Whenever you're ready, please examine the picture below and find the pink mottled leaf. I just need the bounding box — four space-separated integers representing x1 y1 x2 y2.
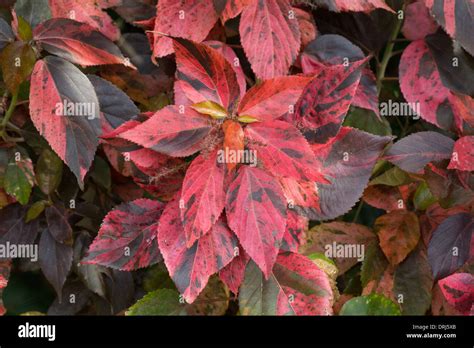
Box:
438 273 474 315
448 136 474 171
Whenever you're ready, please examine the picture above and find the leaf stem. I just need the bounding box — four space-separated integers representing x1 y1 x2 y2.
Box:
0 92 19 139
376 9 405 95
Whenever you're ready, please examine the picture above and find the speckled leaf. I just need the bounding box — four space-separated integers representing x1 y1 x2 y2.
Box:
375 210 421 265
239 253 334 315
245 120 326 182
384 131 454 173
158 196 237 303
301 221 376 274
180 150 226 247
448 136 474 171
83 199 164 270
226 166 287 277
119 105 212 157
239 0 300 80
29 56 101 187
152 0 218 58
33 19 128 67
438 273 474 315
281 211 308 253
428 212 473 281
219 248 249 294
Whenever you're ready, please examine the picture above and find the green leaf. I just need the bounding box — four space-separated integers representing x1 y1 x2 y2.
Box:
25 200 47 222
340 294 401 315
360 243 388 288
393 244 433 315
0 41 36 93
370 166 412 186
16 16 33 41
413 181 436 211
344 108 392 136
191 100 227 119
126 289 186 315
5 158 33 205
36 148 63 195
89 156 111 191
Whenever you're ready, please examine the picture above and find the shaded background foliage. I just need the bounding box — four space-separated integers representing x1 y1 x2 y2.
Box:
0 0 472 316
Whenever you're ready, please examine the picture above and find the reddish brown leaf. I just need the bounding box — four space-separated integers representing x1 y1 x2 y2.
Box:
239 0 300 80
363 185 405 212
226 166 287 277
48 0 120 41
281 210 308 253
238 76 312 122
33 18 129 67
118 105 212 157
448 136 474 171
158 196 237 303
438 273 474 315
174 39 240 112
375 210 421 265
83 199 164 270
294 7 317 49
180 150 226 247
222 120 245 172
279 177 320 216
301 221 376 274
221 0 250 22
29 56 101 187
401 0 438 40
245 120 326 182
152 0 218 58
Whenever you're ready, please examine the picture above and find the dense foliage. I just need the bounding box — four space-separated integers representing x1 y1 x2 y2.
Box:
0 0 472 316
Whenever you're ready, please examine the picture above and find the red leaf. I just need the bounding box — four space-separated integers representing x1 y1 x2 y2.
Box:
322 0 394 12
245 120 326 182
238 76 312 122
118 105 212 157
239 0 300 80
83 199 164 270
353 68 379 117
384 131 454 173
152 0 219 58
401 0 438 40
239 253 334 315
219 247 249 294
278 177 320 216
226 166 287 277
204 40 247 98
181 150 226 247
48 0 120 41
438 273 474 315
174 39 240 112
158 196 238 303
295 58 368 143
309 127 392 220
33 19 129 67
29 56 101 187
281 211 308 252
448 136 474 171
424 0 474 56
399 40 470 133
294 7 317 50
221 0 250 22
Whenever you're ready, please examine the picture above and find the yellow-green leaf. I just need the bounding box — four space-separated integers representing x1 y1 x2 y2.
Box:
237 115 259 123
35 148 63 195
191 101 227 119
16 16 33 41
25 200 47 222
